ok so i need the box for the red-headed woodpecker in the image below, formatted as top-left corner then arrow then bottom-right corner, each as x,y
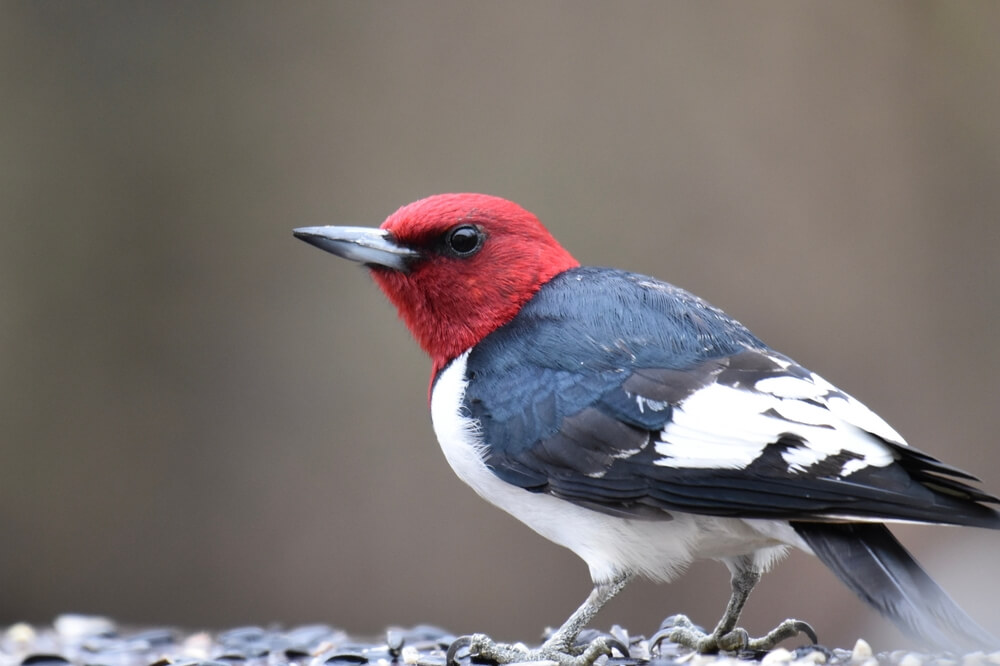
295,193 -> 999,663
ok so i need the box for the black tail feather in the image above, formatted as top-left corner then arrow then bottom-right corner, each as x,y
793,522 -> 998,653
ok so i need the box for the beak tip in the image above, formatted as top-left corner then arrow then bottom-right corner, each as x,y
292,226 -> 320,240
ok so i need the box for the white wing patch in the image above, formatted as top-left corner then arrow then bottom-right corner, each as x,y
654,384 -> 775,469
654,363 -> 901,476
825,393 -> 905,445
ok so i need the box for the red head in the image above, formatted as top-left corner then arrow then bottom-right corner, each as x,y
294,193 -> 579,376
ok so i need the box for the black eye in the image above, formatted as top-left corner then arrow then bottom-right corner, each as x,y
445,225 -> 484,257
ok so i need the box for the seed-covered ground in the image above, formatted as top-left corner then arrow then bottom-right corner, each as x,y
2,617 -> 998,666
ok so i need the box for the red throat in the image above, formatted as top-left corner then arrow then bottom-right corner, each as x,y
369,194 -> 579,379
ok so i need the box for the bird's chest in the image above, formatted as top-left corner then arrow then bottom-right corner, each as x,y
429,352 -> 509,502
430,354 -> 594,551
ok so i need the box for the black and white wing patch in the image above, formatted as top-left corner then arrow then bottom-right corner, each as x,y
474,350 -> 1000,528
648,352 -> 900,476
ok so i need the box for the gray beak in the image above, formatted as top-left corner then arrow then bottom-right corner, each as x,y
293,226 -> 419,272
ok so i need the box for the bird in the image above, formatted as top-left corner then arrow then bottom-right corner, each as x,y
294,193 -> 1000,664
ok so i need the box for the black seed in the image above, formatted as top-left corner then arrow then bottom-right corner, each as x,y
325,653 -> 368,664
22,657 -> 71,666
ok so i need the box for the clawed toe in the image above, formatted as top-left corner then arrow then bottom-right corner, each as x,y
740,619 -> 818,652
446,633 -> 527,666
445,635 -> 475,666
600,637 -> 629,660
446,632 -> 628,666
650,615 -> 818,654
748,619 -> 818,650
568,636 -> 629,665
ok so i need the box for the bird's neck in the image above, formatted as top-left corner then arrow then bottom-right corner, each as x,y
372,258 -> 579,382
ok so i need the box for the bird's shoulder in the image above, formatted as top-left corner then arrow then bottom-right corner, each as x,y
484,266 -> 768,370
457,266 -> 775,454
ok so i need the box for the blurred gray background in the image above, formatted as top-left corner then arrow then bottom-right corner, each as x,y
2,0 -> 999,651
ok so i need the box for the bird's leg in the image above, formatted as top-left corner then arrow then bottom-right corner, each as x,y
542,572 -> 633,652
447,573 -> 633,666
653,555 -> 817,654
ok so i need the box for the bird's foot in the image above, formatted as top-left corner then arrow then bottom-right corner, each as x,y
446,632 -> 629,666
650,614 -> 818,654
